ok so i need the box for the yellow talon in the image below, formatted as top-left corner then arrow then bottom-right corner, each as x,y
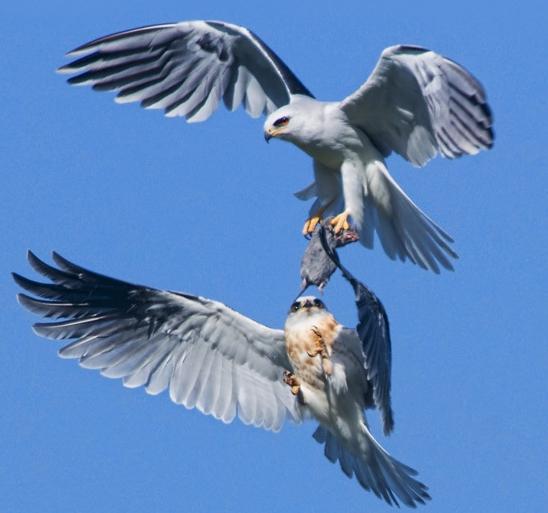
330,211 -> 350,234
283,371 -> 301,396
302,215 -> 322,235
302,203 -> 331,235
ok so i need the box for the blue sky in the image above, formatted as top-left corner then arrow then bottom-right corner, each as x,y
2,1 -> 547,512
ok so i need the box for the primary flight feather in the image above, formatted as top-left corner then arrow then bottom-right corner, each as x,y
59,20 -> 493,272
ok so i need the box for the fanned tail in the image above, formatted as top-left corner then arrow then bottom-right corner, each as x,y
358,160 -> 458,273
313,426 -> 430,508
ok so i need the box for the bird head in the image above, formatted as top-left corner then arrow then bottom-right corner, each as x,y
263,105 -> 295,142
264,96 -> 323,146
288,296 -> 327,316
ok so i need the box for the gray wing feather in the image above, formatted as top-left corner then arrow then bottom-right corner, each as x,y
59,20 -> 313,122
341,45 -> 493,166
319,228 -> 394,434
13,251 -> 298,431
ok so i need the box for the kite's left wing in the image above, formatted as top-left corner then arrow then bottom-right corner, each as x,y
319,227 -> 394,434
58,21 -> 313,122
340,45 -> 493,166
13,251 -> 298,431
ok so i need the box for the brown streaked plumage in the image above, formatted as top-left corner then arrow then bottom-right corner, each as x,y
285,306 -> 340,391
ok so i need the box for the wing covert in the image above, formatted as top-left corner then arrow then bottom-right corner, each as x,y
13,251 -> 298,431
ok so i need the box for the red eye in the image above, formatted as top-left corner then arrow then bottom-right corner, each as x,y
273,116 -> 289,128
313,299 -> 325,309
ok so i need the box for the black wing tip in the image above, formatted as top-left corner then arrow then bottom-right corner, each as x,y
26,250 -> 47,273
27,249 -> 68,272
64,30 -> 128,57
383,409 -> 395,436
27,250 -> 86,286
13,251 -> 54,294
430,264 -> 441,275
485,125 -> 495,149
67,40 -> 97,56
16,293 -> 47,313
56,64 -> 71,75
12,272 -> 26,288
16,292 -> 33,308
12,272 -> 43,294
66,75 -> 87,85
480,100 -> 494,120
51,251 -> 72,269
411,488 -> 432,506
64,22 -> 180,58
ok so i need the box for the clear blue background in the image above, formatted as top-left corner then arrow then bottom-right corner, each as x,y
2,1 -> 546,512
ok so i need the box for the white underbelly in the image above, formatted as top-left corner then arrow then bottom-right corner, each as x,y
300,379 -> 365,448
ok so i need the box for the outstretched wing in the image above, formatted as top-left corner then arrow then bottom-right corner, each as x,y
319,227 -> 394,434
59,21 -> 313,122
340,45 -> 493,166
13,251 -> 298,431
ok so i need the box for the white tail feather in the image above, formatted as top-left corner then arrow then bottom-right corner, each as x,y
356,160 -> 457,273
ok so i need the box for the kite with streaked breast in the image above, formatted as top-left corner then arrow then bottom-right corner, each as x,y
59,19 -> 493,273
13,251 -> 429,508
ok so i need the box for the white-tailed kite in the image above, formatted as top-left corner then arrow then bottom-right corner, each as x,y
13,251 -> 429,507
59,20 -> 493,273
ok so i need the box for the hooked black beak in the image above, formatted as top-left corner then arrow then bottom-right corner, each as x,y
264,132 -> 272,143
303,299 -> 313,308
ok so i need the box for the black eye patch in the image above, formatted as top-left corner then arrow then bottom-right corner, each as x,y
313,299 -> 325,309
290,301 -> 300,312
273,116 -> 290,128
